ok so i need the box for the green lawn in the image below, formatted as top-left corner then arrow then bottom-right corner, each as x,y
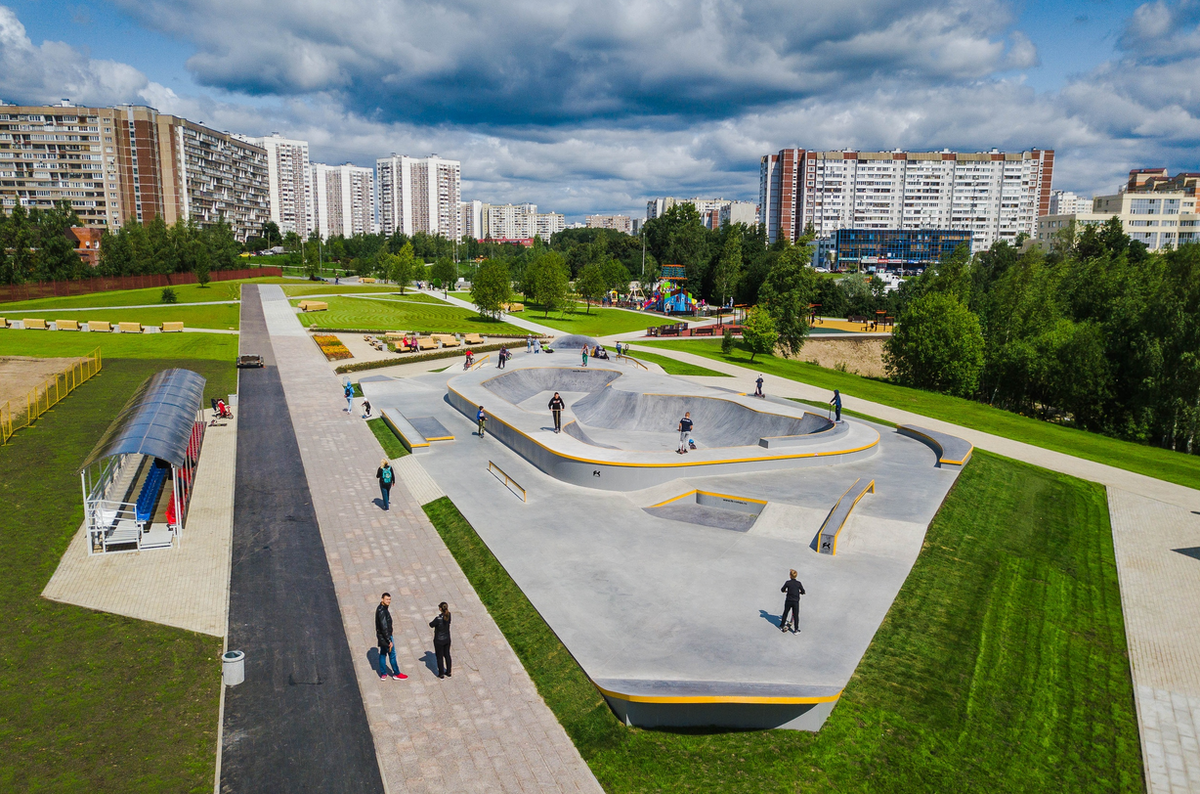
646,338 -> 1200,492
623,348 -> 729,377
3,304 -> 240,330
280,283 -> 417,297
519,305 -> 659,336
0,357 -> 233,791
366,417 -> 410,459
292,295 -> 526,334
424,450 -> 1141,792
0,278 -> 279,311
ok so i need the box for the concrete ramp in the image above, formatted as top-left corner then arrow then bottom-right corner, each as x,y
481,367 -> 620,405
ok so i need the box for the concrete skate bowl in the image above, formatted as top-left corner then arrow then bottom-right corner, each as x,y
550,334 -> 600,350
481,367 -> 620,405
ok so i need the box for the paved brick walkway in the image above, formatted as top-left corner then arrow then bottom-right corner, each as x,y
258,285 -> 602,794
42,409 -> 236,637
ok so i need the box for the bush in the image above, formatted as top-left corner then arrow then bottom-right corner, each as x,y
161,287 -> 177,304
883,292 -> 985,397
721,327 -> 735,354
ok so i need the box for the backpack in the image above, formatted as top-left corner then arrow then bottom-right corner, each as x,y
381,466 -> 393,485
345,385 -> 353,397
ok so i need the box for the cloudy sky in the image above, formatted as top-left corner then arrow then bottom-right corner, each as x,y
2,0 -> 1198,220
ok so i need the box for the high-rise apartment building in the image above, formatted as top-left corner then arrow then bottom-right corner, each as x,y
376,154 -> 461,238
1047,189 -> 1091,216
240,133 -> 311,235
458,200 -> 483,240
586,214 -> 633,234
476,202 -> 564,242
536,212 -> 565,241
645,197 -> 757,230
759,148 -> 1054,250
310,162 -> 375,240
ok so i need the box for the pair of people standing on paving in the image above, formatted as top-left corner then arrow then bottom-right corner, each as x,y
375,593 -> 454,680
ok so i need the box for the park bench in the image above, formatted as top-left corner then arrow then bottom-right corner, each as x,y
464,333 -> 485,345
692,325 -> 715,336
23,318 -> 47,330
298,300 -> 328,312
360,277 -> 376,283
0,318 -> 7,328
87,320 -> 112,332
659,325 -> 681,336
434,334 -> 461,347
897,425 -> 974,468
502,302 -> 524,312
417,337 -> 439,351
55,319 -> 80,331
817,478 -> 875,555
161,322 -> 184,333
118,322 -> 143,334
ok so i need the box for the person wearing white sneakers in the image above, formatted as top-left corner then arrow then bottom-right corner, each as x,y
375,593 -> 408,681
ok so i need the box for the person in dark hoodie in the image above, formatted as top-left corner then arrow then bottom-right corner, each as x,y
429,602 -> 453,679
548,392 -> 566,433
375,593 -> 407,680
780,569 -> 806,634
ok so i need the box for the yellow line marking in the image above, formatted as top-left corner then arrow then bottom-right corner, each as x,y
594,685 -> 843,705
649,489 -> 770,509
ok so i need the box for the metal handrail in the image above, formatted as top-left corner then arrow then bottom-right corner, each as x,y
615,353 -> 647,370
488,460 -> 527,502
469,354 -> 491,371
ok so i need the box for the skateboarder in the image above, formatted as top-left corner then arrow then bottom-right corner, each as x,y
780,569 -> 805,633
376,458 -> 395,510
375,593 -> 408,680
829,389 -> 842,422
755,375 -> 764,398
429,601 -> 453,678
362,399 -> 372,418
677,411 -> 693,454
548,392 -> 565,433
476,405 -> 486,438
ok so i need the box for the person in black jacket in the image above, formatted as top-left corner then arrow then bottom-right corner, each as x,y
429,602 -> 452,678
548,392 -> 565,433
780,569 -> 805,633
375,593 -> 407,680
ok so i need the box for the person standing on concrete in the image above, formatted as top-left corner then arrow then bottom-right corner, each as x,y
376,458 -> 395,510
429,601 -> 453,679
581,346 -> 589,367
755,375 -> 764,398
526,334 -> 533,354
476,405 -> 487,438
780,569 -> 805,633
677,411 -> 693,454
548,392 -> 565,433
375,593 -> 408,680
829,389 -> 842,422
344,381 -> 354,413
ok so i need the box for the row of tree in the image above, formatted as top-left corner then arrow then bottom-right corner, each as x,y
0,204 -> 93,284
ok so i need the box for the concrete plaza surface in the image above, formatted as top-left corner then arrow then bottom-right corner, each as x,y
362,354 -> 964,730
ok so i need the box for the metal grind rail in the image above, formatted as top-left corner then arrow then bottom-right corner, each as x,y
488,460 -> 527,502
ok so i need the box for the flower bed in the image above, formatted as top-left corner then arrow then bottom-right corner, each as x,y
312,333 -> 353,361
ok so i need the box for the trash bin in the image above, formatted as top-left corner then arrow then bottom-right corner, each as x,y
223,650 -> 245,686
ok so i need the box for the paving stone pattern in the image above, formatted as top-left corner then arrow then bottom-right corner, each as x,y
1109,489 -> 1200,794
41,408 -> 236,637
258,285 -> 602,794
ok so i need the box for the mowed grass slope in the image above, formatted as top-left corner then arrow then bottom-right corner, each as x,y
518,304 -> 660,336
646,338 -> 1200,493
280,283 -> 429,297
0,278 -> 279,311
424,450 -> 1141,793
2,303 -> 241,330
292,295 -> 526,334
0,356 -> 235,791
624,348 -> 729,377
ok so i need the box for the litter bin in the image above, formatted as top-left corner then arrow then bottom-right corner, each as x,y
223,650 -> 245,686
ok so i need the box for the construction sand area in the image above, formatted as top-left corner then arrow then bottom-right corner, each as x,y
0,356 -> 78,411
796,337 -> 886,378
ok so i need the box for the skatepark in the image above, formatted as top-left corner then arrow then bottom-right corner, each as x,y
361,350 -> 970,730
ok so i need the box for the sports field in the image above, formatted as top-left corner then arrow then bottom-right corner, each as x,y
292,295 -> 526,334
0,278 -> 280,311
1,304 -> 241,330
425,450 -> 1141,792
645,338 -> 1200,492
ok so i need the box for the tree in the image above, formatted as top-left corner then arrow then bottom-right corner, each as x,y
532,252 -> 570,316
204,218 -> 240,271
712,229 -> 744,310
575,262 -> 606,314
884,292 -> 985,397
390,242 -> 417,292
261,221 -> 282,248
431,256 -> 457,293
741,305 -> 778,362
757,245 -> 817,357
193,241 -> 211,287
471,259 -> 512,319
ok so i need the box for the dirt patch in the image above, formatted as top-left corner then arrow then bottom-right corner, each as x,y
0,356 -> 80,412
787,337 -> 887,378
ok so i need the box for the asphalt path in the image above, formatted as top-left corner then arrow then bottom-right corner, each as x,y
220,285 -> 383,793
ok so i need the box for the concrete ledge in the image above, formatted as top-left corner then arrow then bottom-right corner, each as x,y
596,678 -> 843,731
897,425 -> 974,467
382,408 -> 429,453
818,477 -> 875,555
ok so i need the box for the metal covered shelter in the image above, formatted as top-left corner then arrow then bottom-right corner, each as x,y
80,368 -> 208,554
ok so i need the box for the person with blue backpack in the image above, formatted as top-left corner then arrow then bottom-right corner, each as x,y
376,458 -> 395,510
344,381 -> 354,413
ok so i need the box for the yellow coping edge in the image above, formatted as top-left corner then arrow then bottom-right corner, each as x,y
649,489 -> 770,509
901,426 -> 974,466
594,684 -> 843,705
382,412 -> 429,449
451,382 -> 878,468
827,479 -> 875,555
425,435 -> 455,442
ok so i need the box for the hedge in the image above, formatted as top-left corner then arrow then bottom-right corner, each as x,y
335,341 -> 515,374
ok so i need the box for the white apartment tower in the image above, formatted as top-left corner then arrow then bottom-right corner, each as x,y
243,133 -> 312,235
376,154 -> 461,238
759,148 -> 1055,250
459,200 -> 483,240
310,163 -> 375,240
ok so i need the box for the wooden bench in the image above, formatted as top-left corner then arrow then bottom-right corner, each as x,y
360,277 -> 376,283
0,318 -> 8,328
87,320 -> 112,332
692,325 -> 715,336
160,321 -> 184,333
416,337 -> 439,351
434,334 -> 461,347
897,425 -> 974,468
298,300 -> 328,312
501,302 -> 524,312
463,333 -> 484,345
22,318 -> 47,329
118,322 -> 143,334
817,478 -> 875,555
55,319 -> 80,331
